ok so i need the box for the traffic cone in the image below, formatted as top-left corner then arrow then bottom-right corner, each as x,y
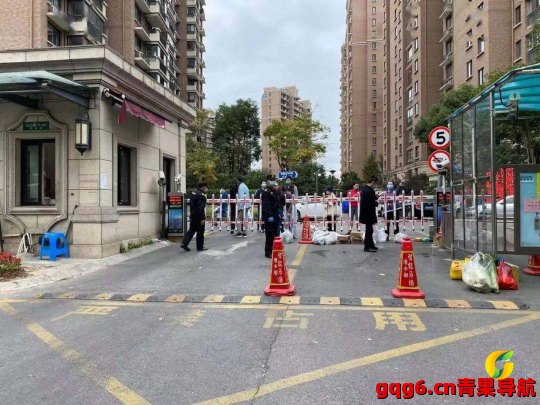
299,216 -> 313,245
524,255 -> 540,276
391,236 -> 425,299
264,237 -> 296,296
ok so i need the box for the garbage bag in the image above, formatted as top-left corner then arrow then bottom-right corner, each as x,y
462,252 -> 499,293
449,258 -> 470,280
496,259 -> 519,290
323,232 -> 338,245
376,228 -> 388,243
281,230 -> 293,244
312,230 -> 328,245
394,232 -> 408,243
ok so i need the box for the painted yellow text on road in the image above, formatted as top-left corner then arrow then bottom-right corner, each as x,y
264,309 -> 313,330
52,305 -> 119,322
167,309 -> 206,327
373,311 -> 426,332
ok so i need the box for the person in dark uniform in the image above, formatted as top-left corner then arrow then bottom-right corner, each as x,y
181,182 -> 208,252
261,178 -> 280,258
360,176 -> 379,252
229,182 -> 238,234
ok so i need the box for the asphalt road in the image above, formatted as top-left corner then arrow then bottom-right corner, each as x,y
1,230 -> 539,404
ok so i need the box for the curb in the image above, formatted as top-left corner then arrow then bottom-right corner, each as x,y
0,241 -> 174,293
31,292 -> 529,311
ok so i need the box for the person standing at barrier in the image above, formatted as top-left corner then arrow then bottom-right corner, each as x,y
235,177 -> 251,238
360,176 -> 379,252
276,182 -> 286,234
181,182 -> 208,252
229,182 -> 238,235
261,179 -> 279,258
284,177 -> 299,237
348,183 -> 361,233
255,181 -> 267,232
324,186 -> 338,232
219,188 -> 228,222
384,182 -> 401,241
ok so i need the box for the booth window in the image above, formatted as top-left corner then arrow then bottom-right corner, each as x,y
118,145 -> 133,206
21,140 -> 56,206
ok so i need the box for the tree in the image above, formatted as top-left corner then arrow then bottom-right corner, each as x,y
263,116 -> 328,170
212,99 -> 261,175
402,173 -> 430,194
291,162 -> 326,195
362,155 -> 382,185
186,111 -> 219,189
340,171 -> 362,192
188,108 -> 213,144
244,169 -> 272,190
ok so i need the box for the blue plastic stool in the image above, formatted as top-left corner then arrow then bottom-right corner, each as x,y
40,232 -> 70,261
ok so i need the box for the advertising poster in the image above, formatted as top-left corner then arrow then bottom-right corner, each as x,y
167,194 -> 184,235
519,172 -> 540,249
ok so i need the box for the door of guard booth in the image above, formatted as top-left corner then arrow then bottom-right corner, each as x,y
167,192 -> 186,237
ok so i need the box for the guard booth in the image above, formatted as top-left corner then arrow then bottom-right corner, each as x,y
447,64 -> 540,258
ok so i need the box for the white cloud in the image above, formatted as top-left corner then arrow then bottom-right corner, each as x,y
204,0 -> 346,177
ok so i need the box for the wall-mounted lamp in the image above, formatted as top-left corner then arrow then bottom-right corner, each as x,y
75,109 -> 92,155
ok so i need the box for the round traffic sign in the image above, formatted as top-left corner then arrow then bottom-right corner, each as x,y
428,150 -> 451,173
429,126 -> 451,150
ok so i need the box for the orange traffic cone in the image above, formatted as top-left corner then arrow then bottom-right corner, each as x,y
524,255 -> 540,276
391,236 -> 425,299
264,237 -> 296,296
299,216 -> 313,245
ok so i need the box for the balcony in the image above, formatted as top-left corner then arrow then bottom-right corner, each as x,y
135,20 -> 153,42
439,1 -> 453,20
135,0 -> 151,14
440,76 -> 453,91
47,1 -> 72,31
147,1 -> 168,30
528,7 -> 540,27
439,50 -> 453,67
440,26 -> 453,43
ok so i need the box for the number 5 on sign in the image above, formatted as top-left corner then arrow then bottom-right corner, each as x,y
429,126 -> 450,150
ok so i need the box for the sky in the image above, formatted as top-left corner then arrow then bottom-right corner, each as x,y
204,0 -> 346,176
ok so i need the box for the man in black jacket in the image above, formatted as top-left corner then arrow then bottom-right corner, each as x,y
360,176 -> 379,252
181,182 -> 208,252
261,178 -> 280,258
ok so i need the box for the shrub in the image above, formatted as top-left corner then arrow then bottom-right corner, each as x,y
0,252 -> 22,275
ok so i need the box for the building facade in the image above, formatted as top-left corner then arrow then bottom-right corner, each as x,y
0,1 -> 203,258
340,0 -> 385,176
260,86 -> 312,174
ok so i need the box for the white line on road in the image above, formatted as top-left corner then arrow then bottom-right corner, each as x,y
201,240 -> 250,257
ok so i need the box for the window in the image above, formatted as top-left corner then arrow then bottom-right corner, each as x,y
515,40 -> 522,59
372,18 -> 377,26
187,58 -> 196,68
515,5 -> 522,25
414,81 -> 419,94
372,78 -> 377,86
414,59 -> 418,72
372,102 -> 377,109
467,29 -> 472,37
372,65 -> 377,73
414,38 -> 418,51
477,2 -> 484,10
187,24 -> 197,33
371,30 -> 377,38
478,67 -> 484,85
372,54 -> 377,61
20,140 -> 55,206
415,146 -> 420,158
372,114 -> 377,122
372,138 -> 377,146
414,103 -> 419,115
372,126 -> 377,133
372,89 -> 377,98
47,24 -> 61,47
466,60 -> 473,78
371,42 -> 377,50
187,7 -> 197,16
372,7 -> 376,14
118,145 -> 132,206
477,36 -> 485,54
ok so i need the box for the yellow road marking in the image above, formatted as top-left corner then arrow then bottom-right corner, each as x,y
58,293 -> 78,299
203,295 -> 225,303
320,297 -> 340,305
291,244 -> 308,267
166,295 -> 185,303
195,314 -> 540,405
94,293 -> 114,300
488,301 -> 520,310
0,303 -> 150,405
288,268 -> 297,282
403,299 -> 427,308
360,297 -> 384,306
0,299 -> 27,304
279,296 -> 300,305
127,294 -> 152,302
445,299 -> 472,309
240,296 -> 261,304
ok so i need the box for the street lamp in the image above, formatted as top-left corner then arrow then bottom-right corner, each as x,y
315,172 -> 322,195
330,170 -> 336,187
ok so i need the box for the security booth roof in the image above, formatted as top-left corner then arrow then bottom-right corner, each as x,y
0,70 -> 93,108
448,63 -> 540,119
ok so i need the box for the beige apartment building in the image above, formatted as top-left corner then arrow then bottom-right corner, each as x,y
382,0 -> 442,178
261,86 -> 311,174
340,0 -> 385,176
0,0 -> 204,258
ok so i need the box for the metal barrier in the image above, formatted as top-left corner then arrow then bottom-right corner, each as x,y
195,192 -> 434,234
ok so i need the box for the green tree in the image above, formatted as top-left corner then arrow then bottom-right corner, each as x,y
291,162 -> 326,195
186,110 -> 218,189
362,155 -> 382,185
263,116 -> 328,170
212,99 -> 261,175
245,169 -> 272,190
402,173 -> 430,194
340,171 -> 362,192
188,109 -> 213,143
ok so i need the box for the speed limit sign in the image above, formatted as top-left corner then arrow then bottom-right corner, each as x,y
429,126 -> 451,150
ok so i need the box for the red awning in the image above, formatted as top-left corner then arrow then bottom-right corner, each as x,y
118,99 -> 166,128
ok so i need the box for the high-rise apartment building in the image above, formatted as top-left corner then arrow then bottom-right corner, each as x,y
382,0 -> 442,177
340,0 -> 385,176
0,0 -> 202,257
261,86 -> 312,173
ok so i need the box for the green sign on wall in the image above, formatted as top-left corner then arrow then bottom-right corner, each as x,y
23,122 -> 50,131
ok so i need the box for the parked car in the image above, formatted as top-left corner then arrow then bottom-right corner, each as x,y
475,196 -> 514,219
295,196 -> 342,221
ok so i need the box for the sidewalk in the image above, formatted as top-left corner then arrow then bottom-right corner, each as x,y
0,240 -> 173,293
